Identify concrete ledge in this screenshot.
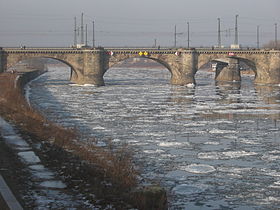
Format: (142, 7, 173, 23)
(16, 70, 46, 89)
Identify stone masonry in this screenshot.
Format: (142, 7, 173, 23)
(0, 47, 280, 86)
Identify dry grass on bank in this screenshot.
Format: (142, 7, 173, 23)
(0, 72, 137, 191)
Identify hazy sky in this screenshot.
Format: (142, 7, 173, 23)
(0, 0, 279, 47)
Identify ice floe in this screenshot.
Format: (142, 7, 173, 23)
(218, 167, 252, 174)
(143, 149, 165, 154)
(180, 164, 216, 174)
(158, 142, 188, 147)
(198, 150, 258, 160)
(204, 141, 220, 145)
(209, 128, 237, 134)
(186, 83, 195, 88)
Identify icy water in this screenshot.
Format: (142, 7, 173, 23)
(28, 65, 280, 209)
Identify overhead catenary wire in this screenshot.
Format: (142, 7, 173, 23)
(0, 14, 278, 47)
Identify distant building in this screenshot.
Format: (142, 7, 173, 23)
(230, 44, 240, 49)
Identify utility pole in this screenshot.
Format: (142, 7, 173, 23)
(174, 25, 183, 48)
(92, 21, 95, 48)
(154, 38, 157, 48)
(257, 25, 260, 49)
(275, 23, 278, 49)
(217, 18, 221, 48)
(85, 24, 88, 46)
(187, 21, 190, 48)
(81, 13, 84, 45)
(234, 14, 239, 45)
(174, 25, 177, 48)
(74, 17, 77, 47)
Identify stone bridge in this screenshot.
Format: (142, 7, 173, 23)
(0, 47, 280, 86)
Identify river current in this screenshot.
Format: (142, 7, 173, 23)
(28, 64, 280, 209)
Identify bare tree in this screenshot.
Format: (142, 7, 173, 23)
(263, 40, 280, 49)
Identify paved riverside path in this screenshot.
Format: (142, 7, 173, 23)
(0, 174, 23, 210)
(0, 116, 96, 209)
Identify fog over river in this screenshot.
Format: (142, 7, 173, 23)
(28, 62, 280, 209)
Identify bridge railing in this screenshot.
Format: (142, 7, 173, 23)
(1, 47, 278, 55)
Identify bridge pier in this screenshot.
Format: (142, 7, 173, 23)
(69, 69, 105, 86)
(170, 51, 197, 86)
(215, 58, 241, 82)
(82, 51, 106, 86)
(170, 72, 196, 86)
(77, 74, 105, 86)
(254, 53, 280, 84)
(70, 50, 106, 86)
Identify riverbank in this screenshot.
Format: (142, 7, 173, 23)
(0, 71, 167, 209)
(0, 134, 29, 209)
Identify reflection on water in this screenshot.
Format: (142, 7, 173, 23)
(256, 85, 280, 105)
(29, 66, 280, 209)
(216, 81, 241, 104)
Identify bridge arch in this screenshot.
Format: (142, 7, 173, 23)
(10, 57, 77, 81)
(197, 54, 258, 81)
(237, 57, 257, 72)
(2, 52, 83, 83)
(105, 54, 175, 85)
(106, 55, 172, 72)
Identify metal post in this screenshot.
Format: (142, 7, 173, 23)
(81, 13, 84, 45)
(234, 14, 239, 45)
(187, 21, 190, 48)
(174, 25, 177, 48)
(275, 23, 278, 49)
(85, 24, 88, 46)
(218, 18, 221, 48)
(92, 21, 95, 48)
(74, 17, 77, 47)
(257, 25, 260, 49)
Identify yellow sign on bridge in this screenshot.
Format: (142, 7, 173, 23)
(138, 51, 149, 56)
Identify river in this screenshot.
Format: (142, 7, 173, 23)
(28, 63, 280, 209)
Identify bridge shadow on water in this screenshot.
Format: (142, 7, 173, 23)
(29, 69, 109, 143)
(105, 78, 167, 86)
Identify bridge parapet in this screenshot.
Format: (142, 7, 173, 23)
(196, 49, 276, 55)
(2, 48, 102, 54)
(3, 47, 278, 55)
